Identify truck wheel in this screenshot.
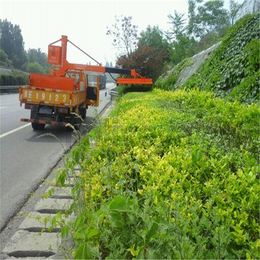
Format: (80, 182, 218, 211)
(32, 123, 45, 130)
(80, 107, 86, 119)
(70, 114, 80, 130)
(74, 118, 80, 130)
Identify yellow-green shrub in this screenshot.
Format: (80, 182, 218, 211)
(62, 89, 259, 259)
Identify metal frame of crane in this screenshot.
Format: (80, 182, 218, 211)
(48, 35, 152, 86)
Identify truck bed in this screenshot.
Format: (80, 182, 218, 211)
(19, 86, 86, 109)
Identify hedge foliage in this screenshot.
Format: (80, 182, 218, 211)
(56, 89, 259, 259)
(0, 71, 28, 85)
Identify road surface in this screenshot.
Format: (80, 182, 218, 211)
(0, 83, 115, 231)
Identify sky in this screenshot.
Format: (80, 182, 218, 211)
(1, 0, 244, 66)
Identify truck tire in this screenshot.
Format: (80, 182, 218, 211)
(70, 114, 80, 130)
(32, 122, 45, 130)
(80, 107, 86, 119)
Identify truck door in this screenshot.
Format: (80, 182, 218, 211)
(86, 74, 100, 106)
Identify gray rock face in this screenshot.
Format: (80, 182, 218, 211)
(158, 42, 221, 89)
(175, 42, 221, 87)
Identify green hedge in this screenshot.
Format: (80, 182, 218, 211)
(55, 89, 259, 259)
(0, 73, 28, 85)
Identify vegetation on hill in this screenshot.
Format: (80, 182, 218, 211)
(155, 13, 260, 104)
(183, 13, 260, 104)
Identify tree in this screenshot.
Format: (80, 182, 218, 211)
(170, 34, 197, 64)
(229, 0, 242, 25)
(26, 61, 44, 73)
(188, 0, 230, 38)
(0, 19, 27, 69)
(188, 0, 196, 35)
(106, 16, 138, 58)
(12, 24, 27, 68)
(0, 19, 13, 59)
(166, 11, 186, 41)
(166, 10, 197, 64)
(139, 26, 169, 51)
(116, 45, 168, 81)
(116, 25, 170, 81)
(27, 48, 49, 73)
(0, 49, 12, 67)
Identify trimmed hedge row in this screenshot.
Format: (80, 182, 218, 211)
(0, 73, 28, 86)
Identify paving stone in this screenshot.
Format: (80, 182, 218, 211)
(45, 187, 72, 199)
(19, 212, 63, 232)
(64, 177, 75, 186)
(2, 230, 61, 257)
(68, 166, 81, 176)
(34, 198, 73, 214)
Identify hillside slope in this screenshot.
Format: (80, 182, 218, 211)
(155, 42, 221, 91)
(156, 13, 260, 104)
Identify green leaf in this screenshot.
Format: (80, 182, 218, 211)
(56, 211, 62, 220)
(74, 216, 85, 230)
(146, 247, 159, 259)
(61, 225, 69, 238)
(87, 228, 100, 239)
(73, 147, 80, 164)
(55, 169, 67, 187)
(109, 196, 127, 211)
(109, 211, 125, 228)
(74, 242, 99, 259)
(145, 222, 158, 244)
(43, 216, 48, 227)
(51, 216, 57, 227)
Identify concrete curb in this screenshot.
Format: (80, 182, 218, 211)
(2, 177, 74, 259)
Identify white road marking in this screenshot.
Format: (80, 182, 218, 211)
(0, 107, 7, 109)
(0, 123, 31, 139)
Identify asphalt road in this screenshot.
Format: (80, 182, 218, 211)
(0, 83, 115, 231)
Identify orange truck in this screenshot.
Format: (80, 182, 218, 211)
(19, 35, 152, 130)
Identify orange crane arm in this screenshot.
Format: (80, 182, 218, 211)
(48, 35, 152, 85)
(48, 35, 105, 76)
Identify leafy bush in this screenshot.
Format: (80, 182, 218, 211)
(58, 89, 259, 259)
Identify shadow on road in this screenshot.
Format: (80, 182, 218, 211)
(24, 116, 95, 143)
